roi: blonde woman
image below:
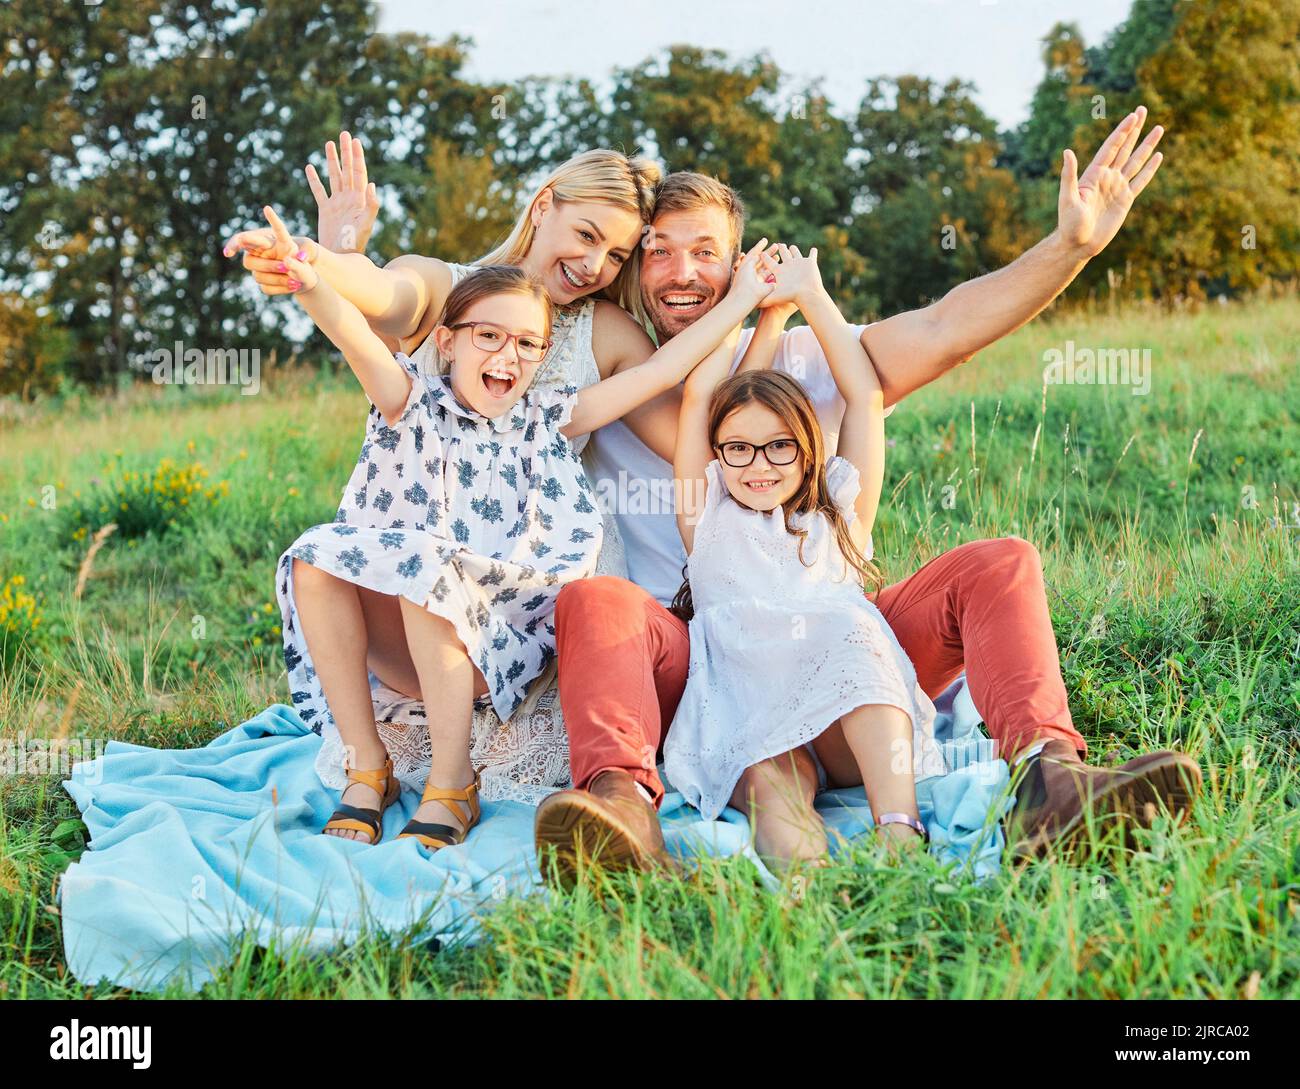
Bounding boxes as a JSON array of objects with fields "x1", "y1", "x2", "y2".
[{"x1": 224, "y1": 139, "x2": 674, "y2": 822}]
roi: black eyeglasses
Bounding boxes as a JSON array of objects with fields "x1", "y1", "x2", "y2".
[
  {"x1": 448, "y1": 321, "x2": 551, "y2": 362},
  {"x1": 715, "y1": 438, "x2": 800, "y2": 468}
]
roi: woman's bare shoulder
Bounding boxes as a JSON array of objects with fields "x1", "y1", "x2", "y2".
[
  {"x1": 386, "y1": 253, "x2": 454, "y2": 292},
  {"x1": 591, "y1": 300, "x2": 655, "y2": 375},
  {"x1": 386, "y1": 255, "x2": 458, "y2": 349}
]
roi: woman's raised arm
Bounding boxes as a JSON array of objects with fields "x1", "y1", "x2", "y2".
[
  {"x1": 222, "y1": 132, "x2": 452, "y2": 343},
  {"x1": 263, "y1": 207, "x2": 414, "y2": 426},
  {"x1": 307, "y1": 131, "x2": 381, "y2": 256}
]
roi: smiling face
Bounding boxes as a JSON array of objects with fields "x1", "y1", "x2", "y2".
[
  {"x1": 434, "y1": 292, "x2": 551, "y2": 418},
  {"x1": 519, "y1": 190, "x2": 643, "y2": 306},
  {"x1": 714, "y1": 401, "x2": 807, "y2": 513},
  {"x1": 639, "y1": 206, "x2": 736, "y2": 341}
]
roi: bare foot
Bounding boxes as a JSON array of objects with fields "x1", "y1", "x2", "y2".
[{"x1": 753, "y1": 809, "x2": 830, "y2": 870}]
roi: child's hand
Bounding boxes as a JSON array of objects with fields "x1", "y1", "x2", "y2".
[
  {"x1": 763, "y1": 243, "x2": 825, "y2": 310},
  {"x1": 261, "y1": 207, "x2": 320, "y2": 294},
  {"x1": 222, "y1": 212, "x2": 320, "y2": 296},
  {"x1": 724, "y1": 237, "x2": 777, "y2": 311}
]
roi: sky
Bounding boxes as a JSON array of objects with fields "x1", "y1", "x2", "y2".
[{"x1": 377, "y1": 0, "x2": 1135, "y2": 131}]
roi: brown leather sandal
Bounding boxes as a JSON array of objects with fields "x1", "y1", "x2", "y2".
[
  {"x1": 397, "y1": 770, "x2": 482, "y2": 851},
  {"x1": 322, "y1": 756, "x2": 401, "y2": 844}
]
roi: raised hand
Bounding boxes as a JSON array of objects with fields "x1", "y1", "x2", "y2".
[
  {"x1": 1059, "y1": 105, "x2": 1165, "y2": 258},
  {"x1": 762, "y1": 243, "x2": 825, "y2": 309},
  {"x1": 306, "y1": 131, "x2": 380, "y2": 254},
  {"x1": 726, "y1": 237, "x2": 778, "y2": 310},
  {"x1": 222, "y1": 217, "x2": 319, "y2": 296},
  {"x1": 263, "y1": 207, "x2": 319, "y2": 294}
]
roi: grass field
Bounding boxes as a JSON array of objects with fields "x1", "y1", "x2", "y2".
[{"x1": 2, "y1": 294, "x2": 1298, "y2": 998}]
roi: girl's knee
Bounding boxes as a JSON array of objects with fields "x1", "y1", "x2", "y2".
[
  {"x1": 737, "y1": 751, "x2": 818, "y2": 803},
  {"x1": 291, "y1": 555, "x2": 333, "y2": 590}
]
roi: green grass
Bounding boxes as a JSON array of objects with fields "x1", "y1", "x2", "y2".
[{"x1": 1, "y1": 296, "x2": 1298, "y2": 998}]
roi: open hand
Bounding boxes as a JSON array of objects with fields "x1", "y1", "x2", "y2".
[
  {"x1": 1059, "y1": 105, "x2": 1164, "y2": 258},
  {"x1": 760, "y1": 243, "x2": 824, "y2": 309},
  {"x1": 726, "y1": 237, "x2": 778, "y2": 310},
  {"x1": 306, "y1": 131, "x2": 379, "y2": 254}
]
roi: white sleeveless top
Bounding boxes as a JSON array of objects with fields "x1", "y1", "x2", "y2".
[{"x1": 314, "y1": 262, "x2": 629, "y2": 805}]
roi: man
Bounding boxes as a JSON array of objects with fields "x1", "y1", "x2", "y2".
[{"x1": 534, "y1": 106, "x2": 1202, "y2": 881}]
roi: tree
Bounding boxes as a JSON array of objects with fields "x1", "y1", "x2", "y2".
[
  {"x1": 605, "y1": 46, "x2": 784, "y2": 196},
  {"x1": 1004, "y1": 23, "x2": 1096, "y2": 182},
  {"x1": 851, "y1": 77, "x2": 1031, "y2": 315},
  {"x1": 1071, "y1": 0, "x2": 1300, "y2": 300},
  {"x1": 388, "y1": 136, "x2": 520, "y2": 263}
]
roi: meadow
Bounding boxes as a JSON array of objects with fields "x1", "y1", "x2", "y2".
[{"x1": 1, "y1": 294, "x2": 1298, "y2": 998}]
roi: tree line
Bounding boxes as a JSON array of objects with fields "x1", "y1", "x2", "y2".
[{"x1": 1, "y1": 0, "x2": 1296, "y2": 397}]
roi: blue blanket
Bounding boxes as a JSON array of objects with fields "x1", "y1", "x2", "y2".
[{"x1": 58, "y1": 679, "x2": 1011, "y2": 992}]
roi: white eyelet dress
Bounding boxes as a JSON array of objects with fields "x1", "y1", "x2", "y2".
[
  {"x1": 280, "y1": 263, "x2": 630, "y2": 804},
  {"x1": 662, "y1": 457, "x2": 950, "y2": 821}
]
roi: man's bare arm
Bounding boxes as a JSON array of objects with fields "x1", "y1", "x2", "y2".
[{"x1": 863, "y1": 106, "x2": 1166, "y2": 407}]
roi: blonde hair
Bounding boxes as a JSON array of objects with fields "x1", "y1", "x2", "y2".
[
  {"x1": 477, "y1": 149, "x2": 661, "y2": 324},
  {"x1": 653, "y1": 171, "x2": 747, "y2": 264},
  {"x1": 670, "y1": 371, "x2": 883, "y2": 622}
]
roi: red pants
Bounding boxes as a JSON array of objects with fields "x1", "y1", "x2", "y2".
[{"x1": 555, "y1": 537, "x2": 1084, "y2": 806}]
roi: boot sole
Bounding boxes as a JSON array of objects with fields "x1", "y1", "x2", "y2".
[
  {"x1": 534, "y1": 792, "x2": 664, "y2": 890},
  {"x1": 1010, "y1": 752, "x2": 1202, "y2": 862}
]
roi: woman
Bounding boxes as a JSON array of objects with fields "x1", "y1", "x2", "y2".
[{"x1": 225, "y1": 136, "x2": 669, "y2": 822}]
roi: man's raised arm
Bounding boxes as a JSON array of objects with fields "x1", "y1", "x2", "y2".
[{"x1": 865, "y1": 106, "x2": 1165, "y2": 407}]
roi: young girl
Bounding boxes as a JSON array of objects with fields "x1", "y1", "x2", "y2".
[
  {"x1": 257, "y1": 206, "x2": 775, "y2": 851},
  {"x1": 224, "y1": 147, "x2": 659, "y2": 807},
  {"x1": 664, "y1": 243, "x2": 948, "y2": 868}
]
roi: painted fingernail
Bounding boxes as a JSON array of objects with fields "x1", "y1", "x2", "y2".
[
  {"x1": 296, "y1": 250, "x2": 308, "y2": 261},
  {"x1": 287, "y1": 279, "x2": 301, "y2": 290},
  {"x1": 277, "y1": 262, "x2": 287, "y2": 272},
  {"x1": 223, "y1": 246, "x2": 233, "y2": 257}
]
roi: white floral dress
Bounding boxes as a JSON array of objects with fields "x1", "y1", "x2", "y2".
[
  {"x1": 663, "y1": 457, "x2": 950, "y2": 820},
  {"x1": 285, "y1": 265, "x2": 629, "y2": 803},
  {"x1": 278, "y1": 355, "x2": 602, "y2": 698}
]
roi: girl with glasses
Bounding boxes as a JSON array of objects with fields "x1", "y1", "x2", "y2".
[
  {"x1": 223, "y1": 145, "x2": 664, "y2": 811},
  {"x1": 252, "y1": 206, "x2": 775, "y2": 852},
  {"x1": 664, "y1": 244, "x2": 948, "y2": 870}
]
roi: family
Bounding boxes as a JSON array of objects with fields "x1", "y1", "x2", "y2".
[{"x1": 222, "y1": 105, "x2": 1201, "y2": 881}]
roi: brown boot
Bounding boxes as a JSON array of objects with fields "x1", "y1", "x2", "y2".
[
  {"x1": 1006, "y1": 740, "x2": 1202, "y2": 860},
  {"x1": 534, "y1": 769, "x2": 672, "y2": 889}
]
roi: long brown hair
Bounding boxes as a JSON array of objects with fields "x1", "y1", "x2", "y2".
[{"x1": 669, "y1": 371, "x2": 883, "y2": 622}]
